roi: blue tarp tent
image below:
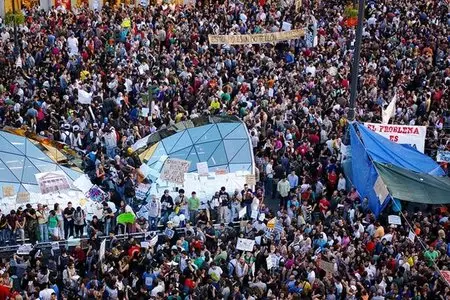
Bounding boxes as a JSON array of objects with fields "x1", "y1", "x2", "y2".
[{"x1": 349, "y1": 123, "x2": 445, "y2": 217}]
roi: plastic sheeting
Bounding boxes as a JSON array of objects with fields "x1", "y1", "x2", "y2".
[{"x1": 375, "y1": 162, "x2": 450, "y2": 205}]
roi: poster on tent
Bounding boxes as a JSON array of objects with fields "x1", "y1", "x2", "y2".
[
  {"x1": 436, "y1": 150, "x2": 450, "y2": 163},
  {"x1": 373, "y1": 175, "x2": 389, "y2": 206},
  {"x1": 364, "y1": 123, "x2": 426, "y2": 153},
  {"x1": 196, "y1": 162, "x2": 209, "y2": 176},
  {"x1": 160, "y1": 158, "x2": 191, "y2": 184},
  {"x1": 35, "y1": 171, "x2": 70, "y2": 195},
  {"x1": 2, "y1": 185, "x2": 14, "y2": 198}
]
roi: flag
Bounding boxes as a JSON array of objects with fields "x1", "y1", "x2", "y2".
[{"x1": 382, "y1": 94, "x2": 397, "y2": 124}]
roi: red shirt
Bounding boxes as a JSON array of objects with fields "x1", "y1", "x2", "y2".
[
  {"x1": 319, "y1": 198, "x2": 330, "y2": 213},
  {"x1": 366, "y1": 241, "x2": 375, "y2": 253},
  {"x1": 0, "y1": 285, "x2": 10, "y2": 300}
]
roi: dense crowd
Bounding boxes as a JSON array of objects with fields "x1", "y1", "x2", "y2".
[{"x1": 0, "y1": 0, "x2": 448, "y2": 299}]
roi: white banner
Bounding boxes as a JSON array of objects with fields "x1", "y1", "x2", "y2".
[
  {"x1": 236, "y1": 238, "x2": 255, "y2": 252},
  {"x1": 388, "y1": 215, "x2": 401, "y2": 225},
  {"x1": 364, "y1": 123, "x2": 426, "y2": 153}
]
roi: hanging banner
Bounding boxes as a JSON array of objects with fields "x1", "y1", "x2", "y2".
[
  {"x1": 364, "y1": 123, "x2": 426, "y2": 153},
  {"x1": 208, "y1": 29, "x2": 305, "y2": 45},
  {"x1": 436, "y1": 150, "x2": 450, "y2": 163}
]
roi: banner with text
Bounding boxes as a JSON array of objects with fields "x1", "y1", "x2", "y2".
[
  {"x1": 364, "y1": 123, "x2": 426, "y2": 153},
  {"x1": 208, "y1": 29, "x2": 305, "y2": 45}
]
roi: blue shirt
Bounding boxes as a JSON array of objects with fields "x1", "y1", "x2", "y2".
[{"x1": 288, "y1": 174, "x2": 298, "y2": 189}]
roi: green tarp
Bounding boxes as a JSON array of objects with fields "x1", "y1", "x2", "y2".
[{"x1": 374, "y1": 162, "x2": 450, "y2": 204}]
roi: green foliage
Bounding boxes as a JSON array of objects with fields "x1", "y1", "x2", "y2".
[{"x1": 4, "y1": 12, "x2": 25, "y2": 26}]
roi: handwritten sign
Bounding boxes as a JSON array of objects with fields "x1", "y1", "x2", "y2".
[
  {"x1": 196, "y1": 162, "x2": 209, "y2": 176},
  {"x1": 160, "y1": 158, "x2": 191, "y2": 184},
  {"x1": 208, "y1": 29, "x2": 305, "y2": 45},
  {"x1": 318, "y1": 259, "x2": 334, "y2": 274},
  {"x1": 16, "y1": 192, "x2": 30, "y2": 203},
  {"x1": 236, "y1": 238, "x2": 255, "y2": 252},
  {"x1": 2, "y1": 185, "x2": 14, "y2": 198},
  {"x1": 245, "y1": 175, "x2": 256, "y2": 186}
]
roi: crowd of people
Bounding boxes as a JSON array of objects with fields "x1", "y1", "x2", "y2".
[{"x1": 0, "y1": 0, "x2": 448, "y2": 298}]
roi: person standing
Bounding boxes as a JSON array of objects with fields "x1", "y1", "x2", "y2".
[
  {"x1": 25, "y1": 205, "x2": 38, "y2": 244},
  {"x1": 73, "y1": 207, "x2": 86, "y2": 238},
  {"x1": 146, "y1": 195, "x2": 161, "y2": 231},
  {"x1": 6, "y1": 210, "x2": 17, "y2": 245},
  {"x1": 63, "y1": 202, "x2": 75, "y2": 239},
  {"x1": 277, "y1": 177, "x2": 291, "y2": 209},
  {"x1": 160, "y1": 190, "x2": 174, "y2": 224},
  {"x1": 188, "y1": 192, "x2": 200, "y2": 224},
  {"x1": 287, "y1": 171, "x2": 299, "y2": 192},
  {"x1": 36, "y1": 204, "x2": 49, "y2": 243},
  {"x1": 0, "y1": 210, "x2": 7, "y2": 246},
  {"x1": 218, "y1": 187, "x2": 230, "y2": 223}
]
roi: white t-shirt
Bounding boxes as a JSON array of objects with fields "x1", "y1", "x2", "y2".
[{"x1": 39, "y1": 288, "x2": 56, "y2": 300}]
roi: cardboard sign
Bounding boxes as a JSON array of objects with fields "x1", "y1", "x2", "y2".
[
  {"x1": 364, "y1": 123, "x2": 426, "y2": 153},
  {"x1": 160, "y1": 158, "x2": 191, "y2": 184},
  {"x1": 318, "y1": 259, "x2": 334, "y2": 274},
  {"x1": 2, "y1": 186, "x2": 14, "y2": 198},
  {"x1": 245, "y1": 175, "x2": 256, "y2": 186},
  {"x1": 16, "y1": 192, "x2": 30, "y2": 203},
  {"x1": 236, "y1": 238, "x2": 255, "y2": 252},
  {"x1": 197, "y1": 162, "x2": 209, "y2": 176}
]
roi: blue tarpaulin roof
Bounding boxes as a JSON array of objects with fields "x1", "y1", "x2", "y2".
[
  {"x1": 349, "y1": 123, "x2": 445, "y2": 217},
  {"x1": 356, "y1": 124, "x2": 444, "y2": 176}
]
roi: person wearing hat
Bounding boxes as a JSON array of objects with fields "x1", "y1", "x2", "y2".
[{"x1": 60, "y1": 124, "x2": 74, "y2": 146}]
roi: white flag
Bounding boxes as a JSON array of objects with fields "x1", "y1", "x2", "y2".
[{"x1": 382, "y1": 94, "x2": 397, "y2": 124}]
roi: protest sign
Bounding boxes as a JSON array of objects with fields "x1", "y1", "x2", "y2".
[
  {"x1": 236, "y1": 238, "x2": 255, "y2": 252},
  {"x1": 388, "y1": 215, "x2": 402, "y2": 225},
  {"x1": 266, "y1": 256, "x2": 273, "y2": 269},
  {"x1": 99, "y1": 239, "x2": 106, "y2": 261},
  {"x1": 436, "y1": 150, "x2": 450, "y2": 163},
  {"x1": 282, "y1": 22, "x2": 292, "y2": 31},
  {"x1": 35, "y1": 171, "x2": 70, "y2": 194},
  {"x1": 164, "y1": 228, "x2": 175, "y2": 239},
  {"x1": 51, "y1": 242, "x2": 60, "y2": 251},
  {"x1": 208, "y1": 29, "x2": 305, "y2": 45},
  {"x1": 374, "y1": 175, "x2": 389, "y2": 205},
  {"x1": 364, "y1": 123, "x2": 426, "y2": 153},
  {"x1": 140, "y1": 242, "x2": 150, "y2": 248},
  {"x1": 160, "y1": 158, "x2": 191, "y2": 184},
  {"x1": 135, "y1": 183, "x2": 150, "y2": 201},
  {"x1": 73, "y1": 174, "x2": 93, "y2": 194},
  {"x1": 408, "y1": 230, "x2": 415, "y2": 243},
  {"x1": 86, "y1": 185, "x2": 106, "y2": 202},
  {"x1": 17, "y1": 244, "x2": 33, "y2": 255},
  {"x1": 196, "y1": 162, "x2": 209, "y2": 176},
  {"x1": 77, "y1": 89, "x2": 92, "y2": 104},
  {"x1": 318, "y1": 259, "x2": 334, "y2": 274},
  {"x1": 117, "y1": 212, "x2": 136, "y2": 225},
  {"x1": 238, "y1": 207, "x2": 246, "y2": 219},
  {"x1": 251, "y1": 210, "x2": 258, "y2": 219},
  {"x1": 149, "y1": 234, "x2": 158, "y2": 247},
  {"x1": 245, "y1": 175, "x2": 256, "y2": 186},
  {"x1": 16, "y1": 192, "x2": 30, "y2": 203},
  {"x1": 2, "y1": 185, "x2": 14, "y2": 197}
]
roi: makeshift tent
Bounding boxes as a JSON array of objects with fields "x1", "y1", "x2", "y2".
[
  {"x1": 348, "y1": 123, "x2": 448, "y2": 217},
  {"x1": 375, "y1": 162, "x2": 450, "y2": 205}
]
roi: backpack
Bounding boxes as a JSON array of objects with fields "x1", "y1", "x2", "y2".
[{"x1": 63, "y1": 132, "x2": 71, "y2": 145}]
